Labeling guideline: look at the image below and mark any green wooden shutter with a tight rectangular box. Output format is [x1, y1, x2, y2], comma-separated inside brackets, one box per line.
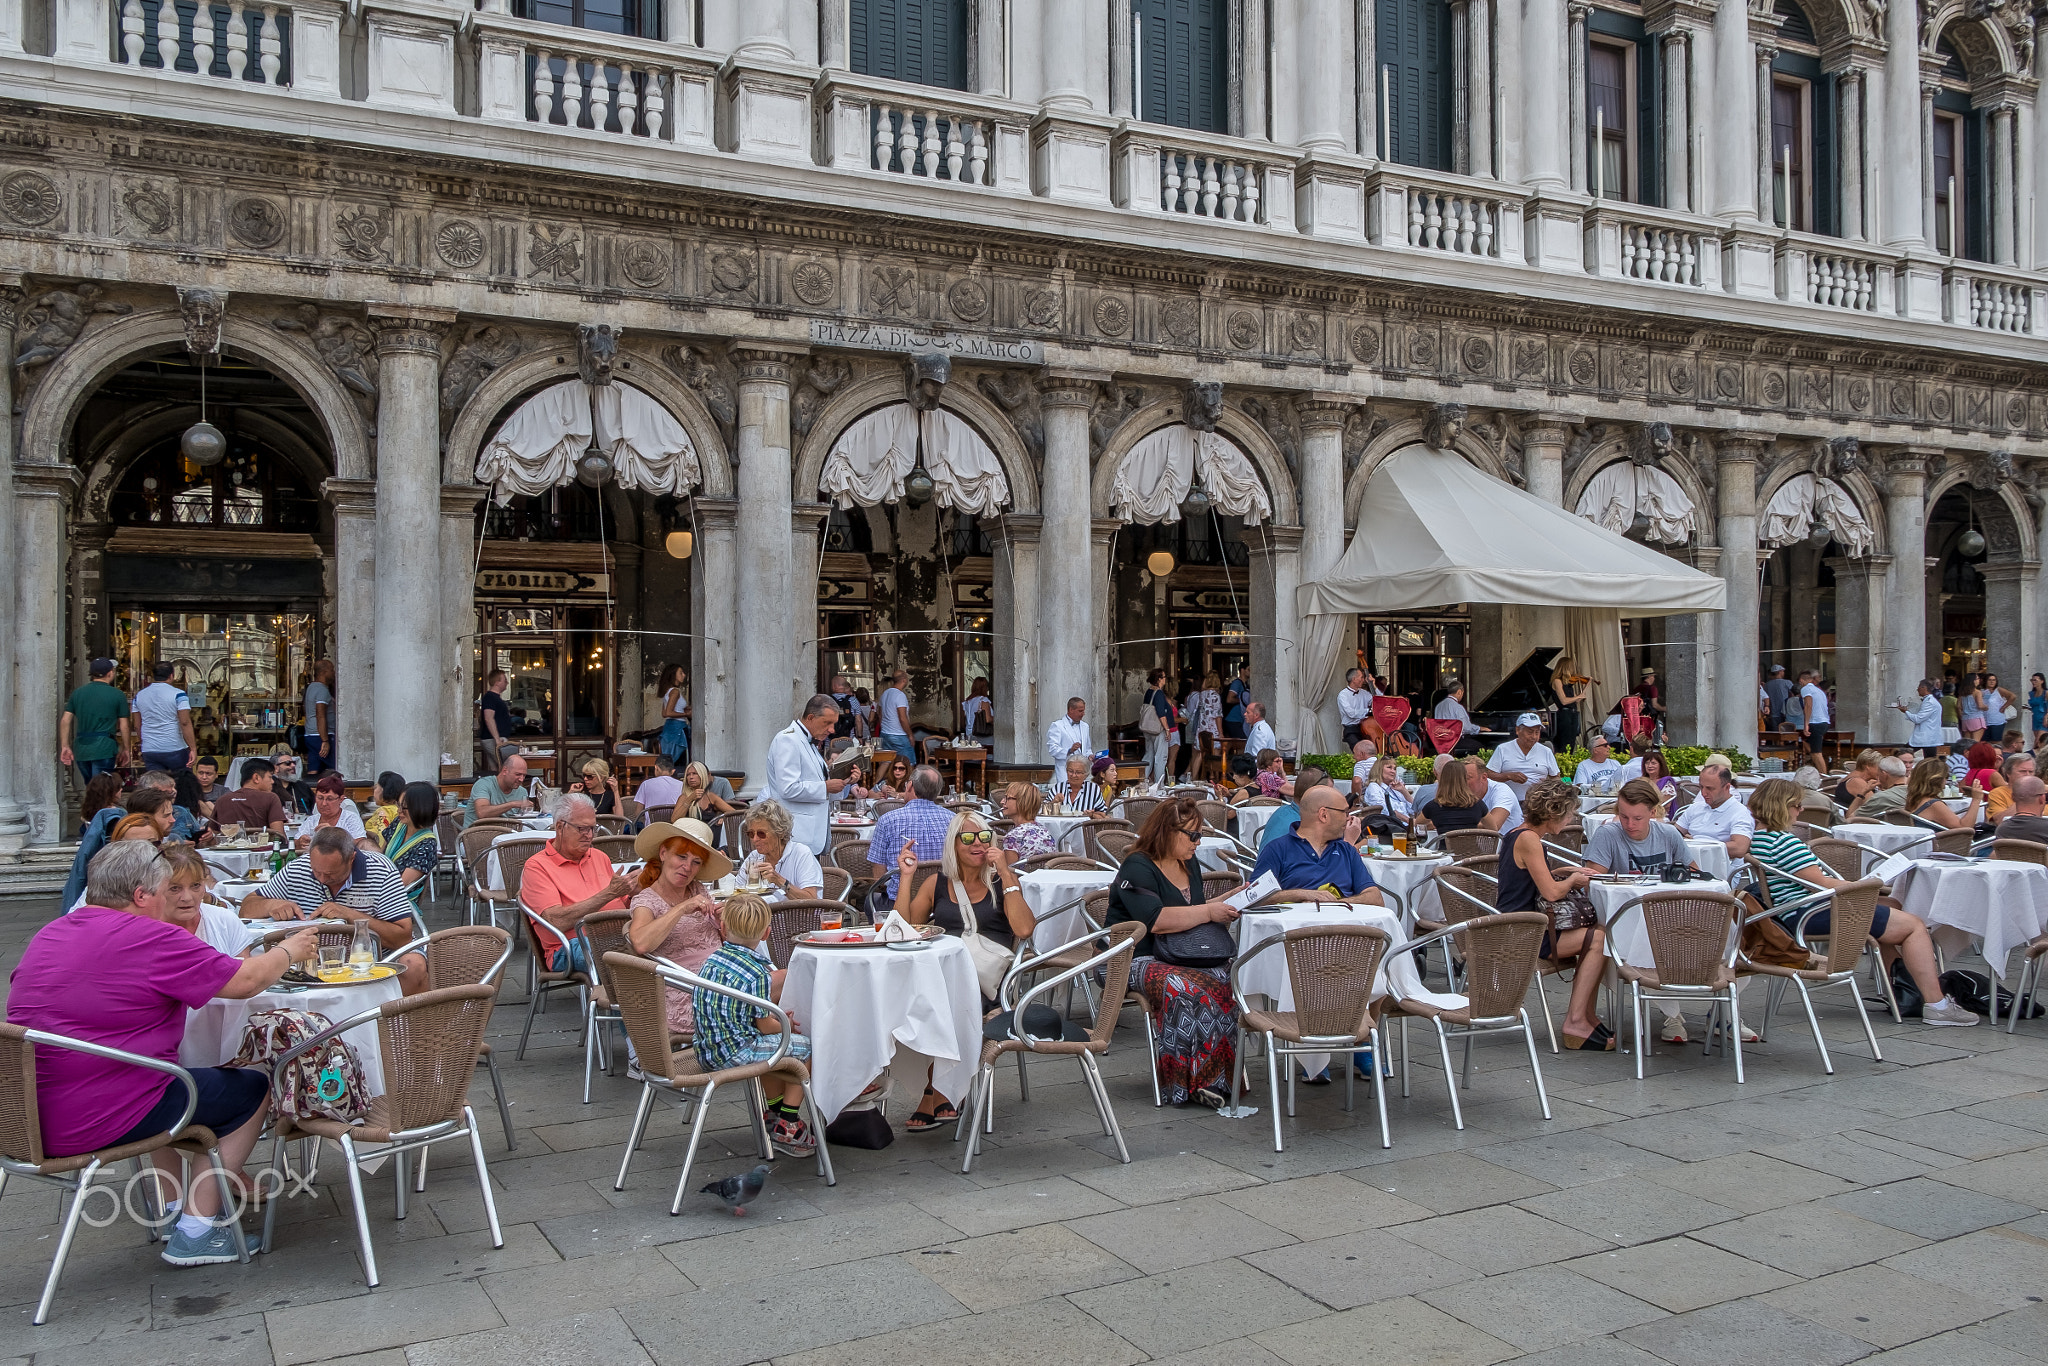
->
[1137, 0, 1227, 133]
[851, 0, 968, 91]
[1377, 0, 1453, 170]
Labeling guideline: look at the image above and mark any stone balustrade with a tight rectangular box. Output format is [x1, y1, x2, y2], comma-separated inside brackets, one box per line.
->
[1364, 166, 1521, 264]
[1584, 203, 1720, 289]
[474, 16, 716, 148]
[1779, 236, 1893, 313]
[114, 0, 291, 84]
[1946, 263, 2042, 334]
[1111, 125, 1292, 230]
[817, 71, 1031, 194]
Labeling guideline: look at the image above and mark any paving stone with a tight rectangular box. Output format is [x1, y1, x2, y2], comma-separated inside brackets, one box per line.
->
[1214, 1173, 1432, 1240]
[1065, 1196, 1296, 1275]
[290, 1351, 407, 1366]
[1142, 1339, 1290, 1366]
[1827, 1175, 2040, 1241]
[770, 1296, 1145, 1366]
[1065, 1257, 1325, 1358]
[424, 1179, 614, 1237]
[405, 1309, 651, 1366]
[338, 1223, 560, 1292]
[1864, 1331, 2044, 1365]
[1961, 1092, 2048, 1134]
[1339, 1150, 1557, 1214]
[1515, 1174, 1740, 1246]
[1564, 1237, 1801, 1314]
[1961, 1300, 2048, 1361]
[617, 1254, 965, 1366]
[1502, 1339, 1671, 1366]
[901, 1221, 1139, 1311]
[912, 1174, 1127, 1238]
[1759, 1263, 2004, 1349]
[534, 1188, 827, 1257]
[1065, 1152, 1262, 1206]
[1415, 1264, 1663, 1350]
[1759, 1130, 1951, 1184]
[659, 1201, 959, 1287]
[1871, 1113, 2048, 1160]
[1616, 1297, 1873, 1366]
[477, 1247, 692, 1320]
[1638, 1150, 1859, 1214]
[1387, 1205, 1613, 1276]
[1692, 1203, 1926, 1275]
[1926, 1145, 2048, 1199]
[1598, 1111, 1794, 1162]
[29, 1312, 275, 1366]
[1245, 1231, 1480, 1310]
[1470, 1130, 1678, 1188]
[1883, 1225, 2048, 1310]
[1252, 1294, 1516, 1366]
[265, 1281, 504, 1366]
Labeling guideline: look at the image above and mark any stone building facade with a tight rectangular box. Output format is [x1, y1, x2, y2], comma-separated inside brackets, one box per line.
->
[0, 0, 2046, 847]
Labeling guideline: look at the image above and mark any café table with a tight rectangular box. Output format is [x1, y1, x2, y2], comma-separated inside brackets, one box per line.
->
[1195, 835, 1246, 875]
[932, 744, 988, 795]
[781, 933, 983, 1121]
[827, 815, 875, 846]
[1019, 867, 1115, 952]
[1882, 856, 2048, 983]
[1233, 901, 1465, 1077]
[201, 847, 277, 880]
[1039, 814, 1095, 855]
[1586, 876, 1736, 975]
[1235, 804, 1280, 846]
[1360, 850, 1451, 931]
[484, 829, 553, 885]
[183, 972, 402, 1097]
[1830, 823, 1937, 864]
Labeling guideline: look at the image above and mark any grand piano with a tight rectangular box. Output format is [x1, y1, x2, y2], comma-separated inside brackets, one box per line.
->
[1467, 647, 1568, 748]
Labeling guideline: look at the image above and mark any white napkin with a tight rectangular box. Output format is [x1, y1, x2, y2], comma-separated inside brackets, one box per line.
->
[877, 908, 920, 941]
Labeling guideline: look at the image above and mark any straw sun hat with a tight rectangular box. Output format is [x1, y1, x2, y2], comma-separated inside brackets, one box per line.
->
[633, 817, 734, 883]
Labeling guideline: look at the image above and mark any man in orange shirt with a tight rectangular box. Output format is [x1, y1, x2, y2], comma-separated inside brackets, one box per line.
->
[521, 794, 633, 972]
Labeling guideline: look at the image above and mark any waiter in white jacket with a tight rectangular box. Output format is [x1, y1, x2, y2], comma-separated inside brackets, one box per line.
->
[1045, 696, 1091, 763]
[766, 695, 864, 855]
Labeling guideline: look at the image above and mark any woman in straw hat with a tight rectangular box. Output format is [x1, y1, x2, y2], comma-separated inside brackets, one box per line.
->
[627, 817, 734, 1037]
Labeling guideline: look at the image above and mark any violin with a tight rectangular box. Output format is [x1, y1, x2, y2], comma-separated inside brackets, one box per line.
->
[1560, 674, 1599, 688]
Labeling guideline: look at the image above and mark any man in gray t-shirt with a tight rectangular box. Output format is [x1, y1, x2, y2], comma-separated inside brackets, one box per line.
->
[1582, 778, 1699, 877]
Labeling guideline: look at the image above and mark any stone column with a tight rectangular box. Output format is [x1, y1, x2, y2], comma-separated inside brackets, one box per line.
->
[1711, 0, 1757, 219]
[1452, 0, 1471, 174]
[735, 0, 795, 57]
[1492, 0, 1521, 181]
[1662, 30, 1692, 211]
[984, 513, 1042, 766]
[13, 464, 75, 845]
[1882, 0, 1925, 248]
[1300, 0, 1350, 152]
[1667, 547, 1718, 745]
[818, 0, 848, 69]
[1714, 437, 1764, 753]
[1828, 554, 1884, 744]
[1568, 0, 1590, 193]
[792, 502, 828, 700]
[1042, 0, 1090, 108]
[366, 305, 453, 783]
[1878, 450, 1933, 743]
[1992, 104, 2017, 265]
[1249, 526, 1304, 750]
[1757, 42, 1779, 222]
[440, 485, 484, 773]
[690, 498, 739, 774]
[1297, 399, 1350, 742]
[1836, 69, 1864, 240]
[1468, 0, 1493, 177]
[1037, 373, 1102, 756]
[1109, 0, 1133, 117]
[1981, 562, 2029, 697]
[0, 279, 27, 853]
[326, 479, 376, 791]
[1091, 518, 1122, 738]
[1520, 418, 1573, 508]
[1920, 82, 1939, 248]
[732, 348, 801, 794]
[1522, 0, 1568, 189]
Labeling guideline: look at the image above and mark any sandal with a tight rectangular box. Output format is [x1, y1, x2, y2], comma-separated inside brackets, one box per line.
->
[904, 1100, 958, 1132]
[1191, 1085, 1230, 1109]
[1562, 1023, 1616, 1052]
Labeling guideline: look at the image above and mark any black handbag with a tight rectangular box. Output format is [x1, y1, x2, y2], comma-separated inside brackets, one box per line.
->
[1538, 887, 1598, 934]
[1153, 920, 1235, 969]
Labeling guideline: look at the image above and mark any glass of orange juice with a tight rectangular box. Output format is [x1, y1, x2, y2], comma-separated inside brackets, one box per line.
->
[819, 908, 843, 931]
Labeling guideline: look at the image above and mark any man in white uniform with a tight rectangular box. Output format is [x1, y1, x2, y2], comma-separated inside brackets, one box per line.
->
[1337, 669, 1373, 746]
[1045, 696, 1091, 763]
[766, 695, 865, 855]
[1243, 702, 1277, 759]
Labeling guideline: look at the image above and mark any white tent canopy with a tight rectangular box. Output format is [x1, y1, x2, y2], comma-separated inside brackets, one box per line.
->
[476, 380, 700, 505]
[1574, 461, 1699, 544]
[1759, 472, 1875, 557]
[1290, 446, 1726, 751]
[819, 403, 1011, 516]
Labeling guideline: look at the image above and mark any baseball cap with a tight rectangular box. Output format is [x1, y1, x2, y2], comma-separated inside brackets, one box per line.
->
[89, 657, 116, 676]
[1515, 712, 1543, 729]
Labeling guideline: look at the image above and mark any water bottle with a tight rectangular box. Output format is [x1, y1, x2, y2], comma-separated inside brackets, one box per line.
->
[347, 920, 378, 976]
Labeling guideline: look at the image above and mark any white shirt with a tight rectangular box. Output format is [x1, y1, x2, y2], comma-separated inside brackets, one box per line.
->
[296, 803, 367, 841]
[1434, 696, 1478, 735]
[765, 720, 831, 854]
[197, 902, 257, 955]
[1360, 782, 1413, 819]
[1677, 793, 1756, 845]
[134, 681, 191, 753]
[746, 839, 824, 898]
[1046, 715, 1091, 762]
[1338, 688, 1373, 726]
[1488, 740, 1559, 785]
[1574, 757, 1624, 789]
[634, 774, 685, 812]
[1618, 757, 1646, 783]
[1903, 694, 1944, 749]
[1485, 779, 1521, 828]
[879, 686, 910, 737]
[963, 695, 991, 731]
[1244, 719, 1276, 756]
[1800, 681, 1832, 726]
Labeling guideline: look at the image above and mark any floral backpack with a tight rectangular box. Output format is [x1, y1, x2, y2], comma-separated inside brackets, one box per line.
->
[229, 1008, 372, 1123]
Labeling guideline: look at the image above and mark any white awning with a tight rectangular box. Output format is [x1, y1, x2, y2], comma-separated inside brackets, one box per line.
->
[1760, 472, 1875, 557]
[819, 403, 1011, 517]
[1109, 425, 1272, 526]
[1574, 461, 1699, 544]
[476, 380, 700, 505]
[1296, 446, 1728, 617]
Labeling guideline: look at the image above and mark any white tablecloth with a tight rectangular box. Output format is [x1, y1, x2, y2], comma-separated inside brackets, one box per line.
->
[1889, 860, 2048, 980]
[781, 934, 983, 1121]
[1236, 805, 1280, 846]
[1235, 902, 1464, 1075]
[183, 975, 402, 1097]
[1587, 878, 1735, 973]
[1019, 868, 1115, 952]
[1196, 835, 1243, 874]
[1361, 853, 1450, 931]
[1830, 824, 1936, 859]
[1039, 814, 1094, 854]
[201, 848, 277, 879]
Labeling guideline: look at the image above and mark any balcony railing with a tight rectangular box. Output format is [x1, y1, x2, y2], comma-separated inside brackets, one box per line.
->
[1775, 234, 1895, 315]
[1946, 263, 2040, 334]
[475, 16, 717, 148]
[817, 71, 1031, 194]
[1583, 203, 1720, 289]
[113, 0, 292, 85]
[1365, 166, 1521, 264]
[1112, 125, 1291, 230]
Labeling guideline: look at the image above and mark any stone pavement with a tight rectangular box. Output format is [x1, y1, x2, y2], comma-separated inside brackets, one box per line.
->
[1, 885, 2046, 1366]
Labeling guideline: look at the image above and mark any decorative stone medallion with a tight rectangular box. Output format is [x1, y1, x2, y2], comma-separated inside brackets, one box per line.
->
[946, 278, 988, 321]
[123, 184, 173, 237]
[1161, 297, 1201, 345]
[708, 247, 757, 298]
[1846, 379, 1872, 412]
[1290, 313, 1322, 353]
[1408, 326, 1439, 368]
[434, 219, 485, 269]
[335, 206, 389, 262]
[619, 239, 669, 290]
[229, 197, 286, 249]
[1349, 324, 1382, 365]
[1760, 371, 1786, 406]
[1511, 336, 1546, 379]
[1928, 387, 1954, 423]
[1226, 310, 1262, 350]
[1459, 336, 1493, 374]
[2008, 395, 2030, 429]
[1023, 287, 1063, 328]
[1568, 349, 1597, 386]
[1668, 362, 1694, 395]
[0, 171, 60, 226]
[791, 260, 837, 307]
[1093, 295, 1130, 336]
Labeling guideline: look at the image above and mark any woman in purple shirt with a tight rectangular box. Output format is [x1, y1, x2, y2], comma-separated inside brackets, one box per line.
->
[9, 841, 317, 1267]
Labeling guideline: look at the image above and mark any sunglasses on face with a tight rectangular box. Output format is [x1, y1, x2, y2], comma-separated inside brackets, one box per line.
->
[955, 830, 994, 846]
[1177, 825, 1202, 840]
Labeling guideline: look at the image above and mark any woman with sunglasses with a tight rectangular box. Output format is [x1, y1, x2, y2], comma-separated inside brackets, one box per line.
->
[893, 811, 1037, 1131]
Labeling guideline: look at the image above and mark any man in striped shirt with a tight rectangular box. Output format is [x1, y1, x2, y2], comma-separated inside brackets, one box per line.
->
[243, 827, 427, 994]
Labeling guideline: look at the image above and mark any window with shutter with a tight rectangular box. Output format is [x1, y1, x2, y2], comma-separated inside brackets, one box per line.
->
[1135, 0, 1227, 133]
[1376, 0, 1453, 170]
[851, 0, 969, 91]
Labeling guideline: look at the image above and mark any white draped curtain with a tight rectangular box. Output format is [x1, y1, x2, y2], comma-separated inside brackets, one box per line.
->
[819, 403, 1011, 516]
[475, 380, 701, 505]
[1759, 473, 1875, 557]
[1574, 462, 1699, 544]
[1295, 612, 1350, 755]
[1565, 608, 1632, 721]
[1110, 425, 1273, 526]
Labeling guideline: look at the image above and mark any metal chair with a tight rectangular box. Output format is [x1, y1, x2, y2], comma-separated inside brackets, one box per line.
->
[2009, 932, 2048, 1034]
[415, 926, 517, 1149]
[0, 1027, 252, 1323]
[1195, 800, 1236, 836]
[764, 898, 858, 968]
[820, 866, 853, 903]
[577, 909, 638, 1102]
[1382, 911, 1554, 1130]
[870, 798, 907, 817]
[515, 902, 594, 1059]
[593, 833, 639, 865]
[830, 838, 876, 906]
[1231, 924, 1392, 1151]
[641, 804, 675, 827]
[1017, 853, 1103, 875]
[1807, 837, 1869, 882]
[1611, 890, 1748, 1082]
[595, 814, 632, 835]
[603, 952, 834, 1206]
[955, 922, 1143, 1172]
[1094, 828, 1139, 865]
[470, 830, 546, 934]
[1744, 879, 1886, 1072]
[1080, 817, 1135, 865]
[1986, 838, 2048, 866]
[262, 985, 503, 1287]
[1440, 828, 1500, 861]
[1119, 796, 1164, 826]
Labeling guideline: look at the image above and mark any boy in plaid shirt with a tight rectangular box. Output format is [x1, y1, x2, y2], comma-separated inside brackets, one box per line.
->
[692, 894, 816, 1155]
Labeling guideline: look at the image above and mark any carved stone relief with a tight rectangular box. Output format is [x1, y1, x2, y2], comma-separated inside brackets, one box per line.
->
[441, 324, 523, 419]
[977, 368, 1043, 459]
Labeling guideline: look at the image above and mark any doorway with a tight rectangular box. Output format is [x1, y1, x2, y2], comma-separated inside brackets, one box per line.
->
[475, 603, 616, 782]
[111, 609, 319, 760]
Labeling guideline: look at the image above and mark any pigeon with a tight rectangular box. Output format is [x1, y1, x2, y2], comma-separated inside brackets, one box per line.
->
[699, 1164, 771, 1217]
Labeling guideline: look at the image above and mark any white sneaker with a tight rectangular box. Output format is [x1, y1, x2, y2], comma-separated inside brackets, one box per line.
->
[625, 1060, 647, 1083]
[1659, 1016, 1689, 1044]
[1923, 996, 1981, 1027]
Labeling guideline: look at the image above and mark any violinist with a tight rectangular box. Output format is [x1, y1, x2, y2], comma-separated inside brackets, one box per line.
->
[1551, 656, 1592, 751]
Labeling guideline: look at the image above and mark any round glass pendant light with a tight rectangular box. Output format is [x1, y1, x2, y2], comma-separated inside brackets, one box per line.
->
[1146, 550, 1177, 577]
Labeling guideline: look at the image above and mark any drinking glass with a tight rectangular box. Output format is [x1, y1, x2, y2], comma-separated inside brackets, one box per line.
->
[1392, 832, 1408, 855]
[819, 908, 843, 931]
